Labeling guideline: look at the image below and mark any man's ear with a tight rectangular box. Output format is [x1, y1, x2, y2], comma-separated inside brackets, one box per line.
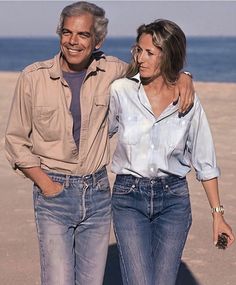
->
[95, 40, 103, 50]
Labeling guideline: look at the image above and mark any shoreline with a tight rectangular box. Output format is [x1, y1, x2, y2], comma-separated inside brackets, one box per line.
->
[1, 70, 236, 85]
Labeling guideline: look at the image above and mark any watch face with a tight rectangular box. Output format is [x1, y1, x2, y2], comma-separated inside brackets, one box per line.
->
[219, 206, 224, 214]
[212, 206, 224, 214]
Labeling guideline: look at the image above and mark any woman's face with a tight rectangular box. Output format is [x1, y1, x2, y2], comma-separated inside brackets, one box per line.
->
[135, 33, 162, 79]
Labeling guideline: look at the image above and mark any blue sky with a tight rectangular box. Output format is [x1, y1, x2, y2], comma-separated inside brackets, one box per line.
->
[0, 1, 236, 37]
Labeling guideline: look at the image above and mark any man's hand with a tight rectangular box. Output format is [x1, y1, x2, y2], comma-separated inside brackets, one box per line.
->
[41, 181, 64, 197]
[174, 72, 195, 114]
[20, 166, 64, 197]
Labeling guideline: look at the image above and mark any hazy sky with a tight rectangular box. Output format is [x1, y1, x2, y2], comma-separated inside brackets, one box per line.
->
[0, 1, 236, 37]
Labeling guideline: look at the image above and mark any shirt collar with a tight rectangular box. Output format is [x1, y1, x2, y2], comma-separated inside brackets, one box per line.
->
[135, 73, 179, 120]
[48, 51, 107, 81]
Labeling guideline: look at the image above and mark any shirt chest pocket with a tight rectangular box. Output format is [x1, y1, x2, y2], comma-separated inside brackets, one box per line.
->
[155, 118, 190, 150]
[119, 114, 143, 145]
[33, 107, 60, 142]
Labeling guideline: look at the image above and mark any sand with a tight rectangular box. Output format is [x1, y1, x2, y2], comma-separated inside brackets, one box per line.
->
[0, 72, 235, 285]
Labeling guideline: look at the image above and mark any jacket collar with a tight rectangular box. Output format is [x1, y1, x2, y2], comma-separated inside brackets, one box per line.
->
[48, 51, 106, 80]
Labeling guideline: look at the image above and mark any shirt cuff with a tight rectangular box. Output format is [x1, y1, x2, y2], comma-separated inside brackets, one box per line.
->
[196, 167, 221, 181]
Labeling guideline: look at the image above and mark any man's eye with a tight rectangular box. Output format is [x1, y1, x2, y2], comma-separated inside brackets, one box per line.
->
[79, 33, 91, 38]
[62, 30, 70, 36]
[148, 51, 154, 56]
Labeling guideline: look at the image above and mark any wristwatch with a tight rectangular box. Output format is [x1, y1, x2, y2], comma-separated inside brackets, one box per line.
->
[211, 205, 224, 215]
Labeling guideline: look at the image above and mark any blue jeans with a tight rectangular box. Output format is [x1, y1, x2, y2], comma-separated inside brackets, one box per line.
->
[112, 174, 192, 285]
[33, 167, 111, 285]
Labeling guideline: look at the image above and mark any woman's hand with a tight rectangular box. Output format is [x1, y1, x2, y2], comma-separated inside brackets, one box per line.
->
[213, 213, 235, 248]
[174, 72, 195, 114]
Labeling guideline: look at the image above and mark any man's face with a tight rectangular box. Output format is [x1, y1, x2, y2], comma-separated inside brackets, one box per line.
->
[60, 13, 101, 72]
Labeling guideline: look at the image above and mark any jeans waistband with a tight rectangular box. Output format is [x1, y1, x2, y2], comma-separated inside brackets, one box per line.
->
[45, 167, 107, 187]
[116, 174, 186, 186]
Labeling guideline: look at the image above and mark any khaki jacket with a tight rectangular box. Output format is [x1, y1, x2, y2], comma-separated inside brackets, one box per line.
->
[5, 52, 127, 175]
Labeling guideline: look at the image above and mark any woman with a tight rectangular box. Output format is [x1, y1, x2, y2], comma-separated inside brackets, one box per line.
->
[109, 19, 234, 285]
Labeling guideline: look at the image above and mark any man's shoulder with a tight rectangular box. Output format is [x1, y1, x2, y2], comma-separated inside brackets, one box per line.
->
[103, 55, 125, 64]
[22, 56, 56, 75]
[94, 52, 127, 68]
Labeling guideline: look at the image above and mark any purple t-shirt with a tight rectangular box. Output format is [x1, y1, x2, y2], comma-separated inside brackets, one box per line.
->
[63, 70, 86, 148]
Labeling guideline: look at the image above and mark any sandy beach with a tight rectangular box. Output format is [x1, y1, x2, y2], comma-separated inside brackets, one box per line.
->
[0, 72, 235, 285]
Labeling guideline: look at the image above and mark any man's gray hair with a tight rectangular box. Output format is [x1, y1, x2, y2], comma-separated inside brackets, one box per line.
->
[57, 1, 109, 44]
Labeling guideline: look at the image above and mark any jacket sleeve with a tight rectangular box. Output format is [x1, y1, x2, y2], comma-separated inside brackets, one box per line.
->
[108, 82, 120, 138]
[117, 60, 128, 78]
[187, 96, 220, 181]
[5, 71, 41, 172]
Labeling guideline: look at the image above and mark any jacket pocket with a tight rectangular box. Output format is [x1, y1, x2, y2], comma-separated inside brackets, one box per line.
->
[93, 95, 109, 129]
[33, 107, 60, 142]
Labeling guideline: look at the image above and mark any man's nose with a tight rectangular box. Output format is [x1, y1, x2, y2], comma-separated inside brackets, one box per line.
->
[69, 33, 78, 45]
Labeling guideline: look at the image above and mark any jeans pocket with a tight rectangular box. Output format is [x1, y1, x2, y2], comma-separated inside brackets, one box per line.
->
[165, 180, 189, 197]
[34, 182, 65, 199]
[112, 183, 135, 195]
[97, 176, 111, 192]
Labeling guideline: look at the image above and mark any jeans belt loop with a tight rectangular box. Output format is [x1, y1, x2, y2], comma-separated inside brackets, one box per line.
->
[91, 173, 96, 188]
[134, 177, 139, 188]
[160, 176, 167, 190]
[65, 175, 70, 188]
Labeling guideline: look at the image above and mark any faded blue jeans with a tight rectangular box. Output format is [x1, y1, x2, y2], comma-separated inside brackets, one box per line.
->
[33, 167, 111, 285]
[112, 174, 192, 285]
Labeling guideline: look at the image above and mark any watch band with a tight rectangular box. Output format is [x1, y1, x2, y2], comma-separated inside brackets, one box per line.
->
[211, 205, 224, 214]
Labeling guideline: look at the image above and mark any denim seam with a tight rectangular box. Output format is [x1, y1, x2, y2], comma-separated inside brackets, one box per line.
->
[33, 191, 47, 284]
[113, 224, 130, 285]
[81, 181, 89, 221]
[173, 208, 192, 279]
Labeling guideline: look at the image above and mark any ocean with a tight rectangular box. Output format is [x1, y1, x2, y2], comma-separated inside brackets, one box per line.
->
[0, 36, 236, 82]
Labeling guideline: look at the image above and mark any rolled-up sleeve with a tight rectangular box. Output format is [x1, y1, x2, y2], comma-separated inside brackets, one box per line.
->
[187, 96, 220, 181]
[5, 71, 41, 171]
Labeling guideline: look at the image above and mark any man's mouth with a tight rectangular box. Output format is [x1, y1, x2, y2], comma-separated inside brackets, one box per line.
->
[66, 47, 83, 54]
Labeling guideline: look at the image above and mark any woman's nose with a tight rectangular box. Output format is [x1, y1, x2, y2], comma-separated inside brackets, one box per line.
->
[137, 52, 144, 64]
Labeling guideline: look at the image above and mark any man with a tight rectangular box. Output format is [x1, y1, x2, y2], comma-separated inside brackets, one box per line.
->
[5, 2, 194, 285]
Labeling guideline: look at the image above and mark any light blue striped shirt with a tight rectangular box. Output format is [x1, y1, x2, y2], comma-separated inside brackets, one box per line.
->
[109, 75, 220, 180]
